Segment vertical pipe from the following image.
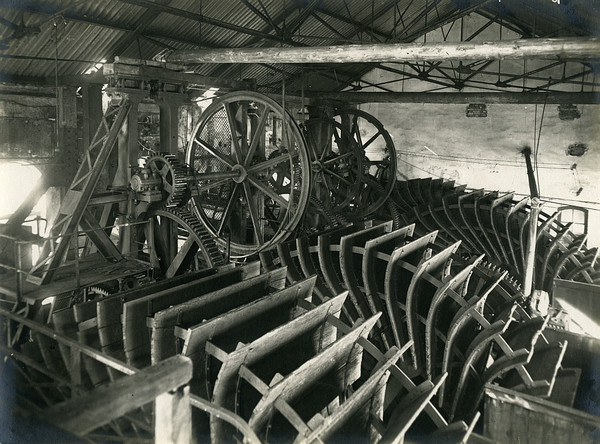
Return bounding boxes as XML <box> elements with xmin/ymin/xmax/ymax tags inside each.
<box><xmin>281</xmin><ymin>75</ymin><xmax>286</xmax><ymax>149</ymax></box>
<box><xmin>75</xmin><ymin>231</ymin><xmax>80</xmax><ymax>292</ymax></box>
<box><xmin>523</xmin><ymin>197</ymin><xmax>540</xmax><ymax>296</ymax></box>
<box><xmin>15</xmin><ymin>241</ymin><xmax>22</xmax><ymax>302</ymax></box>
<box><xmin>521</xmin><ymin>146</ymin><xmax>539</xmax><ymax>297</ymax></box>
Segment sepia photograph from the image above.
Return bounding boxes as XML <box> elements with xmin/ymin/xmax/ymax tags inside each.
<box><xmin>0</xmin><ymin>0</ymin><xmax>598</xmax><ymax>442</ymax></box>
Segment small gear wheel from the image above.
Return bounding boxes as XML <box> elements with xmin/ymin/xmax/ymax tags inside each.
<box><xmin>86</xmin><ymin>285</ymin><xmax>111</xmax><ymax>300</ymax></box>
<box><xmin>145</xmin><ymin>154</ymin><xmax>194</xmax><ymax>207</ymax></box>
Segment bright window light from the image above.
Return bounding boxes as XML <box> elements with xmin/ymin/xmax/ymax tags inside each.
<box><xmin>0</xmin><ymin>162</ymin><xmax>42</xmax><ymax>219</ymax></box>
<box><xmin>85</xmin><ymin>59</ymin><xmax>107</xmax><ymax>75</ymax></box>
<box><xmin>558</xmin><ymin>299</ymin><xmax>600</xmax><ymax>340</ymax></box>
<box><xmin>202</xmin><ymin>87</ymin><xmax>219</xmax><ymax>99</ymax></box>
<box><xmin>0</xmin><ymin>162</ymin><xmax>46</xmax><ymax>264</ymax></box>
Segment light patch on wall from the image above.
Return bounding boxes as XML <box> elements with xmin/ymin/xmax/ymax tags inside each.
<box><xmin>84</xmin><ymin>59</ymin><xmax>106</xmax><ymax>75</ymax></box>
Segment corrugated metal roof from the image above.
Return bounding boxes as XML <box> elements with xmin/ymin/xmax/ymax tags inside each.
<box><xmin>0</xmin><ymin>0</ymin><xmax>597</xmax><ymax>92</ymax></box>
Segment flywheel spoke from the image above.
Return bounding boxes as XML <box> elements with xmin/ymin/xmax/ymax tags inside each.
<box><xmin>137</xmin><ymin>208</ymin><xmax>224</xmax><ymax>278</ymax></box>
<box><xmin>194</xmin><ymin>138</ymin><xmax>236</xmax><ymax>168</ymax></box>
<box><xmin>197</xmin><ymin>176</ymin><xmax>237</xmax><ymax>193</ymax></box>
<box><xmin>225</xmin><ymin>102</ymin><xmax>243</xmax><ymax>164</ymax></box>
<box><xmin>217</xmin><ymin>183</ymin><xmax>240</xmax><ymax>236</ymax></box>
<box><xmin>164</xmin><ymin>236</ymin><xmax>196</xmax><ymax>278</ymax></box>
<box><xmin>244</xmin><ymin>104</ymin><xmax>269</xmax><ymax>166</ymax></box>
<box><xmin>247</xmin><ymin>152</ymin><xmax>297</xmax><ymax>174</ymax></box>
<box><xmin>248</xmin><ymin>177</ymin><xmax>289</xmax><ymax>208</ymax></box>
<box><xmin>243</xmin><ymin>181</ymin><xmax>265</xmax><ymax>245</ymax></box>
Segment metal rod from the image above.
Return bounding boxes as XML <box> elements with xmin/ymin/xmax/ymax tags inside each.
<box><xmin>14</xmin><ymin>241</ymin><xmax>22</xmax><ymax>302</ymax></box>
<box><xmin>195</xmin><ymin>171</ymin><xmax>241</xmax><ymax>180</ymax></box>
<box><xmin>0</xmin><ymin>306</ymin><xmax>137</xmax><ymax>375</ymax></box>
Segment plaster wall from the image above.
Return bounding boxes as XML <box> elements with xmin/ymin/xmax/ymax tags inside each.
<box><xmin>361</xmin><ymin>99</ymin><xmax>600</xmax><ymax>245</ymax></box>
<box><xmin>0</xmin><ymin>95</ymin><xmax>55</xmax><ymax>159</ymax></box>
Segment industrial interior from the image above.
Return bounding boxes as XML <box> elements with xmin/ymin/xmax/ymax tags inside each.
<box><xmin>0</xmin><ymin>0</ymin><xmax>599</xmax><ymax>442</ymax></box>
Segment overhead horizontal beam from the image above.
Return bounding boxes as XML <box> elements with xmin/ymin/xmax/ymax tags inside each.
<box><xmin>167</xmin><ymin>37</ymin><xmax>600</xmax><ymax>64</ymax></box>
<box><xmin>104</xmin><ymin>59</ymin><xmax>252</xmax><ymax>90</ymax></box>
<box><xmin>0</xmin><ymin>61</ymin><xmax>250</xmax><ymax>90</ymax></box>
<box><xmin>299</xmin><ymin>91</ymin><xmax>600</xmax><ymax>104</ymax></box>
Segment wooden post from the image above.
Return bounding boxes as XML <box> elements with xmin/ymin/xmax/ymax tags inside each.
<box><xmin>157</xmin><ymin>93</ymin><xmax>188</xmax><ymax>155</ymax></box>
<box><xmin>41</xmin><ymin>355</ymin><xmax>193</xmax><ymax>437</ymax></box>
<box><xmin>155</xmin><ymin>386</ymin><xmax>192</xmax><ymax>444</ymax></box>
<box><xmin>82</xmin><ymin>84</ymin><xmax>103</xmax><ymax>150</ymax></box>
<box><xmin>167</xmin><ymin>37</ymin><xmax>600</xmax><ymax>64</ymax></box>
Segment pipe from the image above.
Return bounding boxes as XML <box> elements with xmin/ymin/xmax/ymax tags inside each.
<box><xmin>521</xmin><ymin>146</ymin><xmax>539</xmax><ymax>297</ymax></box>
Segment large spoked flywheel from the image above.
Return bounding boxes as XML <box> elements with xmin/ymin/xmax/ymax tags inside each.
<box><xmin>186</xmin><ymin>91</ymin><xmax>311</xmax><ymax>257</ymax></box>
<box><xmin>333</xmin><ymin>108</ymin><xmax>397</xmax><ymax>217</ymax></box>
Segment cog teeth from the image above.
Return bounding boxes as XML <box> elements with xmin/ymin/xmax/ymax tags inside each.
<box><xmin>146</xmin><ymin>154</ymin><xmax>195</xmax><ymax>208</ymax></box>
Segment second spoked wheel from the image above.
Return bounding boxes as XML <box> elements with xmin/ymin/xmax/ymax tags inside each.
<box><xmin>186</xmin><ymin>91</ymin><xmax>311</xmax><ymax>257</ymax></box>
<box><xmin>301</xmin><ymin>118</ymin><xmax>362</xmax><ymax>228</ymax></box>
<box><xmin>334</xmin><ymin>108</ymin><xmax>396</xmax><ymax>217</ymax></box>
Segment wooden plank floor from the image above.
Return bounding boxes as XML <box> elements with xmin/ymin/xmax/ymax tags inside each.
<box><xmin>0</xmin><ymin>253</ymin><xmax>151</xmax><ymax>303</ymax></box>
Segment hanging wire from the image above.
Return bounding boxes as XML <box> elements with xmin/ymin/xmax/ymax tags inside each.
<box><xmin>533</xmin><ymin>81</ymin><xmax>550</xmax><ymax>196</ymax></box>
<box><xmin>371</xmin><ymin>0</ymin><xmax>375</xmax><ymax>42</ymax></box>
<box><xmin>281</xmin><ymin>0</ymin><xmax>286</xmax><ymax>149</ymax></box>
<box><xmin>393</xmin><ymin>3</ymin><xmax>396</xmax><ymax>40</ymax></box>
<box><xmin>53</xmin><ymin>18</ymin><xmax>60</xmax><ymax>159</ymax></box>
<box><xmin>497</xmin><ymin>17</ymin><xmax>503</xmax><ymax>85</ymax></box>
<box><xmin>198</xmin><ymin>0</ymin><xmax>202</xmax><ymax>43</ymax></box>
<box><xmin>300</xmin><ymin>65</ymin><xmax>305</xmax><ymax>123</ymax></box>
<box><xmin>423</xmin><ymin>0</ymin><xmax>428</xmax><ymax>72</ymax></box>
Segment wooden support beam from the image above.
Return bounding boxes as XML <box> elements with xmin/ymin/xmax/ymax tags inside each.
<box><xmin>167</xmin><ymin>37</ymin><xmax>600</xmax><ymax>64</ymax></box>
<box><xmin>105</xmin><ymin>59</ymin><xmax>253</xmax><ymax>91</ymax></box>
<box><xmin>484</xmin><ymin>384</ymin><xmax>600</xmax><ymax>442</ymax></box>
<box><xmin>41</xmin><ymin>355</ymin><xmax>192</xmax><ymax>436</ymax></box>
<box><xmin>27</xmin><ymin>101</ymin><xmax>131</xmax><ymax>285</ymax></box>
<box><xmin>78</xmin><ymin>209</ymin><xmax>123</xmax><ymax>261</ymax></box>
<box><xmin>279</xmin><ymin>91</ymin><xmax>600</xmax><ymax>104</ymax></box>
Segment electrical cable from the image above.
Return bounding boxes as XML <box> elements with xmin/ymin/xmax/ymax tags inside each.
<box><xmin>534</xmin><ymin>83</ymin><xmax>550</xmax><ymax>196</ymax></box>
<box><xmin>397</xmin><ymin>151</ymin><xmax>570</xmax><ymax>169</ymax></box>
<box><xmin>53</xmin><ymin>18</ymin><xmax>60</xmax><ymax>159</ymax></box>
